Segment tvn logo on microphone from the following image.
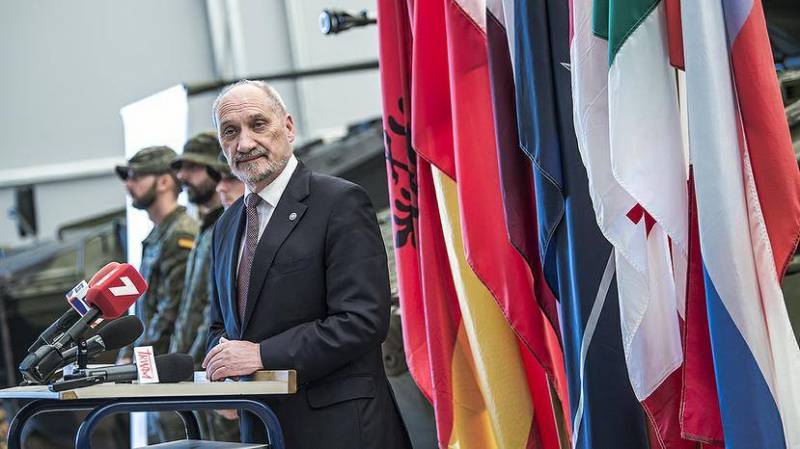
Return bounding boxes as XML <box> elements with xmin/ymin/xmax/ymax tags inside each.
<box><xmin>133</xmin><ymin>346</ymin><xmax>160</xmax><ymax>384</ymax></box>
<box><xmin>66</xmin><ymin>280</ymin><xmax>90</xmax><ymax>315</ymax></box>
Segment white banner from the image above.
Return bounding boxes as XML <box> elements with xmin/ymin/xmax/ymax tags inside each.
<box><xmin>119</xmin><ymin>84</ymin><xmax>188</xmax><ymax>447</ymax></box>
<box><xmin>120</xmin><ymin>84</ymin><xmax>188</xmax><ymax>270</ymax></box>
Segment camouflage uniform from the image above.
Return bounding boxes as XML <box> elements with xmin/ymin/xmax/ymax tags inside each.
<box><xmin>169</xmin><ymin>132</ymin><xmax>229</xmax><ymax>366</ymax></box>
<box><xmin>116</xmin><ymin>147</ymin><xmax>199</xmax><ymax>358</ymax></box>
<box><xmin>169</xmin><ymin>207</ymin><xmax>223</xmax><ymax>363</ymax></box>
<box><xmin>115</xmin><ymin>147</ymin><xmax>199</xmax><ymax>443</ymax></box>
<box><xmin>169</xmin><ymin>134</ymin><xmax>240</xmax><ymax>442</ymax></box>
<box><xmin>125</xmin><ymin>206</ymin><xmax>197</xmax><ymax>357</ymax></box>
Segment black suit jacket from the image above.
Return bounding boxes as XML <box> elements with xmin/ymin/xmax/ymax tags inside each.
<box><xmin>208</xmin><ymin>162</ymin><xmax>410</xmax><ymax>449</ymax></box>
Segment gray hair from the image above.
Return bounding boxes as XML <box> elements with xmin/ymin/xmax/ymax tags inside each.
<box><xmin>211</xmin><ymin>79</ymin><xmax>288</xmax><ymax>127</ymax></box>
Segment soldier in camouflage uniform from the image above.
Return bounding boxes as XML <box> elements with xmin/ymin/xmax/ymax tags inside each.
<box><xmin>170</xmin><ymin>133</ymin><xmax>226</xmax><ymax>366</ymax></box>
<box><xmin>115</xmin><ymin>146</ymin><xmax>199</xmax><ymax>443</ymax></box>
<box><xmin>169</xmin><ymin>133</ymin><xmax>240</xmax><ymax>441</ymax></box>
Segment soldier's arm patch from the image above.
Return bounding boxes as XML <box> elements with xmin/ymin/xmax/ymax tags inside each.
<box><xmin>177</xmin><ymin>237</ymin><xmax>195</xmax><ymax>250</ymax></box>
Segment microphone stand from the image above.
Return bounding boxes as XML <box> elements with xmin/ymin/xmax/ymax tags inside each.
<box><xmin>75</xmin><ymin>339</ymin><xmax>89</xmax><ymax>371</ymax></box>
<box><xmin>49</xmin><ymin>374</ymin><xmax>104</xmax><ymax>392</ymax></box>
<box><xmin>61</xmin><ymin>337</ymin><xmax>93</xmax><ymax>382</ymax></box>
<box><xmin>51</xmin><ymin>339</ymin><xmax>101</xmax><ymax>392</ymax></box>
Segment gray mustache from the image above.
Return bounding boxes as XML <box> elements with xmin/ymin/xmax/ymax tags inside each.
<box><xmin>235</xmin><ymin>149</ymin><xmax>269</xmax><ymax>163</ymax></box>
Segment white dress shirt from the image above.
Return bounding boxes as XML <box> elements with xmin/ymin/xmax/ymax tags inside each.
<box><xmin>237</xmin><ymin>155</ymin><xmax>298</xmax><ymax>268</ymax></box>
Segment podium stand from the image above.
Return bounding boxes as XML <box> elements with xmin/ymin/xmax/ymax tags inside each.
<box><xmin>0</xmin><ymin>370</ymin><xmax>296</xmax><ymax>449</ymax></box>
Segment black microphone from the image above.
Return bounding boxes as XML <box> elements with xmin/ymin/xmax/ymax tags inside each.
<box><xmin>51</xmin><ymin>353</ymin><xmax>194</xmax><ymax>391</ymax></box>
<box><xmin>19</xmin><ymin>263</ymin><xmax>148</xmax><ymax>384</ymax></box>
<box><xmin>27</xmin><ymin>276</ymin><xmax>97</xmax><ymax>354</ymax></box>
<box><xmin>60</xmin><ymin>315</ymin><xmax>143</xmax><ymax>365</ymax></box>
<box><xmin>100</xmin><ymin>353</ymin><xmax>193</xmax><ymax>383</ymax></box>
<box><xmin>28</xmin><ymin>316</ymin><xmax>142</xmax><ymax>385</ymax></box>
<box><xmin>27</xmin><ymin>308</ymin><xmax>81</xmax><ymax>353</ymax></box>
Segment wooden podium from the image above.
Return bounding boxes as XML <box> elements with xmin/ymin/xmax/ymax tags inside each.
<box><xmin>0</xmin><ymin>370</ymin><xmax>296</xmax><ymax>449</ymax></box>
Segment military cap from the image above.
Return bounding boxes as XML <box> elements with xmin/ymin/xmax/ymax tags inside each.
<box><xmin>171</xmin><ymin>132</ymin><xmax>227</xmax><ymax>173</ymax></box>
<box><xmin>115</xmin><ymin>145</ymin><xmax>178</xmax><ymax>181</ymax></box>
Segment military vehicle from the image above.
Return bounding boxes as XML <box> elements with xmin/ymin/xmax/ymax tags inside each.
<box><xmin>0</xmin><ymin>212</ymin><xmax>127</xmax><ymax>448</ymax></box>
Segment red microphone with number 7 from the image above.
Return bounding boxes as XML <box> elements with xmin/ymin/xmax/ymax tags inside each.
<box><xmin>85</xmin><ymin>263</ymin><xmax>147</xmax><ymax>319</ymax></box>
<box><xmin>26</xmin><ymin>262</ymin><xmax>124</xmax><ymax>355</ymax></box>
<box><xmin>19</xmin><ymin>263</ymin><xmax>147</xmax><ymax>384</ymax></box>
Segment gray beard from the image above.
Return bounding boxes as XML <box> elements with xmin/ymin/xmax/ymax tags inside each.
<box><xmin>237</xmin><ymin>153</ymin><xmax>290</xmax><ymax>186</ymax></box>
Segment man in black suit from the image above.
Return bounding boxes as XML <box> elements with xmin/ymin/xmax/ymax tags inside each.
<box><xmin>202</xmin><ymin>80</ymin><xmax>411</xmax><ymax>449</ymax></box>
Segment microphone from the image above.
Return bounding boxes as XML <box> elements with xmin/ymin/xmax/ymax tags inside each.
<box><xmin>86</xmin><ymin>263</ymin><xmax>146</xmax><ymax>317</ymax></box>
<box><xmin>19</xmin><ymin>263</ymin><xmax>147</xmax><ymax>384</ymax></box>
<box><xmin>50</xmin><ymin>353</ymin><xmax>194</xmax><ymax>391</ymax></box>
<box><xmin>60</xmin><ymin>315</ymin><xmax>143</xmax><ymax>365</ymax></box>
<box><xmin>57</xmin><ymin>262</ymin><xmax>147</xmax><ymax>348</ymax></box>
<box><xmin>99</xmin><ymin>353</ymin><xmax>193</xmax><ymax>383</ymax></box>
<box><xmin>319</xmin><ymin>9</ymin><xmax>376</xmax><ymax>35</ymax></box>
<box><xmin>27</xmin><ymin>308</ymin><xmax>81</xmax><ymax>354</ymax></box>
<box><xmin>27</xmin><ymin>262</ymin><xmax>123</xmax><ymax>354</ymax></box>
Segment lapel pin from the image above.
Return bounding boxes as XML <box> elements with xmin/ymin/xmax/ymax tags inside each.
<box><xmin>289</xmin><ymin>212</ymin><xmax>298</xmax><ymax>221</ymax></box>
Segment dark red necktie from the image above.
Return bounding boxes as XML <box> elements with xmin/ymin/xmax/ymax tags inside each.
<box><xmin>237</xmin><ymin>193</ymin><xmax>261</xmax><ymax>322</ymax></box>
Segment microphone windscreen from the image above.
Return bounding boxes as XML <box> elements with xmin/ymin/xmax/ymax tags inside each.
<box><xmin>154</xmin><ymin>353</ymin><xmax>194</xmax><ymax>383</ymax></box>
<box><xmin>86</xmin><ymin>263</ymin><xmax>148</xmax><ymax>319</ymax></box>
<box><xmin>96</xmin><ymin>315</ymin><xmax>143</xmax><ymax>350</ymax></box>
<box><xmin>88</xmin><ymin>262</ymin><xmax>120</xmax><ymax>286</ymax></box>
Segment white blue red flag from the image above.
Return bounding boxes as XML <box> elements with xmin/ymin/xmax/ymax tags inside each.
<box><xmin>682</xmin><ymin>0</ymin><xmax>800</xmax><ymax>448</ymax></box>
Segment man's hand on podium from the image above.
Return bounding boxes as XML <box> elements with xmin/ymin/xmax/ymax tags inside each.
<box><xmin>202</xmin><ymin>337</ymin><xmax>263</xmax><ymax>381</ymax></box>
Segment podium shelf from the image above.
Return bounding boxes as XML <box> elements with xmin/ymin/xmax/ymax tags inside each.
<box><xmin>0</xmin><ymin>370</ymin><xmax>296</xmax><ymax>400</ymax></box>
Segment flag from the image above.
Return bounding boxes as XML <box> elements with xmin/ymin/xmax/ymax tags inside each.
<box><xmin>438</xmin><ymin>0</ymin><xmax>571</xmax><ymax>444</ymax></box>
<box><xmin>378</xmin><ymin>2</ymin><xmax>481</xmax><ymax>446</ymax></box>
<box><xmin>508</xmin><ymin>0</ymin><xmax>568</xmax><ymax>296</ymax></box>
<box><xmin>724</xmin><ymin>0</ymin><xmax>800</xmax><ymax>275</ymax></box>
<box><xmin>664</xmin><ymin>3</ymin><xmax>726</xmax><ymax>444</ymax></box>
<box><xmin>486</xmin><ymin>0</ymin><xmax>560</xmax><ymax>344</ymax></box>
<box><xmin>381</xmin><ymin>1</ymin><xmax>542</xmax><ymax>446</ymax></box>
<box><xmin>505</xmin><ymin>0</ymin><xmax>651</xmax><ymax>446</ymax></box>
<box><xmin>419</xmin><ymin>159</ymin><xmax>500</xmax><ymax>448</ymax></box>
<box><xmin>592</xmin><ymin>0</ymin><xmax>691</xmax><ymax>446</ymax></box>
<box><xmin>664</xmin><ymin>0</ymin><xmax>684</xmax><ymax>69</ymax></box>
<box><xmin>443</xmin><ymin>0</ymin><xmax>569</xmax><ymax>403</ymax></box>
<box><xmin>431</xmin><ymin>164</ymin><xmax>547</xmax><ymax>449</ymax></box>
<box><xmin>415</xmin><ymin>0</ymin><xmax>573</xmax><ymax>445</ymax></box>
<box><xmin>681</xmin><ymin>0</ymin><xmax>800</xmax><ymax>448</ymax></box>
<box><xmin>681</xmin><ymin>171</ymin><xmax>724</xmax><ymax>446</ymax></box>
<box><xmin>381</xmin><ymin>0</ymin><xmax>567</xmax><ymax>446</ymax></box>
<box><xmin>377</xmin><ymin>0</ymin><xmax>428</xmax><ymax>399</ymax></box>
